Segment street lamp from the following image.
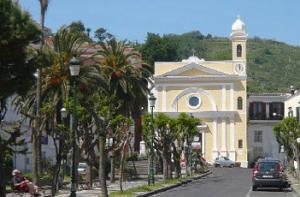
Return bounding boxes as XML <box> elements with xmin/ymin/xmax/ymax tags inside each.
<box><xmin>61</xmin><ymin>108</ymin><xmax>67</xmax><ymax>119</ymax></box>
<box><xmin>149</xmin><ymin>93</ymin><xmax>156</xmax><ymax>185</ymax></box>
<box><xmin>69</xmin><ymin>56</ymin><xmax>80</xmax><ymax>197</ymax></box>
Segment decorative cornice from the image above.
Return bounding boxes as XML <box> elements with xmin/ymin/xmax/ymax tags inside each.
<box><xmin>161</xmin><ymin>111</ymin><xmax>237</xmax><ymax>119</ymax></box>
<box><xmin>158</xmin><ymin>62</ymin><xmax>227</xmax><ymax>77</ymax></box>
<box><xmin>154</xmin><ymin>75</ymin><xmax>247</xmax><ymax>83</ymax></box>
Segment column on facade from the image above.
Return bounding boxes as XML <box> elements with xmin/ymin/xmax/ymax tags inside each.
<box><xmin>221</xmin><ymin>117</ymin><xmax>227</xmax><ymax>157</ymax></box>
<box><xmin>162</xmin><ymin>86</ymin><xmax>166</xmax><ymax>112</ymax></box>
<box><xmin>222</xmin><ymin>85</ymin><xmax>226</xmax><ymax>111</ymax></box>
<box><xmin>230</xmin><ymin>83</ymin><xmax>234</xmax><ymax>110</ymax></box>
<box><xmin>212</xmin><ymin>118</ymin><xmax>218</xmax><ymax>160</ymax></box>
<box><xmin>266</xmin><ymin>102</ymin><xmax>270</xmax><ymax>119</ymax></box>
<box><xmin>229</xmin><ymin>115</ymin><xmax>236</xmax><ymax>161</ymax></box>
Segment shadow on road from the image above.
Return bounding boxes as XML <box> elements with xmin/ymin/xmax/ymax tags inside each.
<box><xmin>255</xmin><ymin>187</ymin><xmax>293</xmax><ymax>193</ymax></box>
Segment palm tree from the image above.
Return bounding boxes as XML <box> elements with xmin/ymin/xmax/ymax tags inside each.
<box><xmin>15</xmin><ymin>26</ymin><xmax>100</xmax><ymax>195</ymax></box>
<box><xmin>97</xmin><ymin>39</ymin><xmax>152</xmax><ymax>186</ymax></box>
<box><xmin>32</xmin><ymin>0</ymin><xmax>50</xmax><ymax>184</ymax></box>
<box><xmin>98</xmin><ymin>38</ymin><xmax>152</xmax><ymax>116</ymax></box>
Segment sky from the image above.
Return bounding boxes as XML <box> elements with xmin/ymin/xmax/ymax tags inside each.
<box><xmin>19</xmin><ymin>0</ymin><xmax>300</xmax><ymax>46</ymax></box>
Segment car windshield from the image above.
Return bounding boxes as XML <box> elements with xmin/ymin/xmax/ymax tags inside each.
<box><xmin>78</xmin><ymin>163</ymin><xmax>87</xmax><ymax>168</ymax></box>
<box><xmin>258</xmin><ymin>162</ymin><xmax>278</xmax><ymax>172</ymax></box>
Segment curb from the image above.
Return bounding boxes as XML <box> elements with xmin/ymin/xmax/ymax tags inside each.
<box><xmin>136</xmin><ymin>170</ymin><xmax>212</xmax><ymax>197</ymax></box>
<box><xmin>290</xmin><ymin>183</ymin><xmax>300</xmax><ymax>196</ymax></box>
<box><xmin>287</xmin><ymin>173</ymin><xmax>300</xmax><ymax>197</ymax></box>
<box><xmin>291</xmin><ymin>184</ymin><xmax>300</xmax><ymax>197</ymax></box>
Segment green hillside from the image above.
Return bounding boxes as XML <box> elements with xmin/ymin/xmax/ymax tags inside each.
<box><xmin>140</xmin><ymin>31</ymin><xmax>300</xmax><ymax>93</ymax></box>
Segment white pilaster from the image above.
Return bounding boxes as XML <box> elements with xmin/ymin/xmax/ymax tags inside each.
<box><xmin>229</xmin><ymin>116</ymin><xmax>236</xmax><ymax>161</ymax></box>
<box><xmin>162</xmin><ymin>86</ymin><xmax>166</xmax><ymax>112</ymax></box>
<box><xmin>230</xmin><ymin>83</ymin><xmax>234</xmax><ymax>110</ymax></box>
<box><xmin>221</xmin><ymin>118</ymin><xmax>227</xmax><ymax>157</ymax></box>
<box><xmin>266</xmin><ymin>102</ymin><xmax>270</xmax><ymax>119</ymax></box>
<box><xmin>153</xmin><ymin>88</ymin><xmax>158</xmax><ymax>112</ymax></box>
<box><xmin>222</xmin><ymin>85</ymin><xmax>226</xmax><ymax>111</ymax></box>
<box><xmin>212</xmin><ymin>118</ymin><xmax>218</xmax><ymax>160</ymax></box>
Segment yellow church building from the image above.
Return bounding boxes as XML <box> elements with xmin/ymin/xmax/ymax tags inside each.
<box><xmin>151</xmin><ymin>17</ymin><xmax>248</xmax><ymax>168</ymax></box>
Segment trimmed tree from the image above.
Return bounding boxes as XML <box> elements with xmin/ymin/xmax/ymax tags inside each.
<box><xmin>0</xmin><ymin>1</ymin><xmax>39</xmax><ymax>195</ymax></box>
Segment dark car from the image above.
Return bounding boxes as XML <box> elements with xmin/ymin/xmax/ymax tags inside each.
<box><xmin>252</xmin><ymin>159</ymin><xmax>288</xmax><ymax>191</ymax></box>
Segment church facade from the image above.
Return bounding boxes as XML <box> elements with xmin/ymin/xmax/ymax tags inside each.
<box><xmin>151</xmin><ymin>17</ymin><xmax>248</xmax><ymax>167</ymax></box>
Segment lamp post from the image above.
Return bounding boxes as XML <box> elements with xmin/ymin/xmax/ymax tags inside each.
<box><xmin>149</xmin><ymin>93</ymin><xmax>156</xmax><ymax>185</ymax></box>
<box><xmin>60</xmin><ymin>107</ymin><xmax>67</xmax><ymax>187</ymax></box>
<box><xmin>69</xmin><ymin>56</ymin><xmax>80</xmax><ymax>197</ymax></box>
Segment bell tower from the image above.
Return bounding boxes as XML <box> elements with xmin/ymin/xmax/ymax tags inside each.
<box><xmin>231</xmin><ymin>16</ymin><xmax>247</xmax><ymax>61</ymax></box>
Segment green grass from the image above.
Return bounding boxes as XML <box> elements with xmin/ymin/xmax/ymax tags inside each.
<box><xmin>109</xmin><ymin>177</ymin><xmax>189</xmax><ymax>197</ymax></box>
<box><xmin>64</xmin><ymin>175</ymin><xmax>71</xmax><ymax>182</ymax></box>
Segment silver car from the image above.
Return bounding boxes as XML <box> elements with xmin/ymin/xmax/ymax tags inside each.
<box><xmin>214</xmin><ymin>156</ymin><xmax>235</xmax><ymax>168</ymax></box>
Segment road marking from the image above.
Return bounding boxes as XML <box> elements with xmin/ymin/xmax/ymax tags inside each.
<box><xmin>245</xmin><ymin>187</ymin><xmax>252</xmax><ymax>197</ymax></box>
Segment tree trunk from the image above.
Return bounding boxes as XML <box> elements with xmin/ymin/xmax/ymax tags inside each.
<box><xmin>51</xmin><ymin>157</ymin><xmax>61</xmax><ymax>196</ymax></box>
<box><xmin>32</xmin><ymin>126</ymin><xmax>39</xmax><ymax>185</ymax></box>
<box><xmin>110</xmin><ymin>153</ymin><xmax>115</xmax><ymax>183</ymax></box>
<box><xmin>172</xmin><ymin>144</ymin><xmax>181</xmax><ymax>178</ymax></box>
<box><xmin>119</xmin><ymin>142</ymin><xmax>127</xmax><ymax>192</ymax></box>
<box><xmin>0</xmin><ymin>151</ymin><xmax>6</xmax><ymax>197</ymax></box>
<box><xmin>162</xmin><ymin>153</ymin><xmax>168</xmax><ymax>180</ymax></box>
<box><xmin>167</xmin><ymin>157</ymin><xmax>172</xmax><ymax>179</ymax></box>
<box><xmin>295</xmin><ymin>147</ymin><xmax>300</xmax><ymax>178</ymax></box>
<box><xmin>86</xmin><ymin>160</ymin><xmax>93</xmax><ymax>189</ymax></box>
<box><xmin>51</xmin><ymin>138</ymin><xmax>64</xmax><ymax>197</ymax></box>
<box><xmin>99</xmin><ymin>135</ymin><xmax>108</xmax><ymax>197</ymax></box>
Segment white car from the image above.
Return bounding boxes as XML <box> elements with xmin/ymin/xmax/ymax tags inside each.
<box><xmin>214</xmin><ymin>156</ymin><xmax>235</xmax><ymax>168</ymax></box>
<box><xmin>78</xmin><ymin>162</ymin><xmax>87</xmax><ymax>174</ymax></box>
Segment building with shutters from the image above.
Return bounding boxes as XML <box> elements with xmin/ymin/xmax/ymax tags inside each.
<box><xmin>247</xmin><ymin>93</ymin><xmax>286</xmax><ymax>166</ymax></box>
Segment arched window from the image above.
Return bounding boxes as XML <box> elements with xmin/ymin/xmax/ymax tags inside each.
<box><xmin>237</xmin><ymin>97</ymin><xmax>243</xmax><ymax>110</ymax></box>
<box><xmin>237</xmin><ymin>44</ymin><xmax>242</xmax><ymax>57</ymax></box>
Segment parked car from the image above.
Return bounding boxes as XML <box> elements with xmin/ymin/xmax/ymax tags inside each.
<box><xmin>214</xmin><ymin>156</ymin><xmax>235</xmax><ymax>168</ymax></box>
<box><xmin>78</xmin><ymin>162</ymin><xmax>87</xmax><ymax>175</ymax></box>
<box><xmin>252</xmin><ymin>159</ymin><xmax>288</xmax><ymax>191</ymax></box>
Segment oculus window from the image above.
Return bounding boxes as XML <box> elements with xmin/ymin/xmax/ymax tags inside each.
<box><xmin>187</xmin><ymin>95</ymin><xmax>201</xmax><ymax>109</ymax></box>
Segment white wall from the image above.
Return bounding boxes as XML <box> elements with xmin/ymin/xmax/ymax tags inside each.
<box><xmin>247</xmin><ymin>123</ymin><xmax>280</xmax><ymax>165</ymax></box>
<box><xmin>3</xmin><ymin>96</ymin><xmax>57</xmax><ymax>173</ymax></box>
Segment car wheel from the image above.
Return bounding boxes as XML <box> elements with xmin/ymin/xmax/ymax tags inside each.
<box><xmin>214</xmin><ymin>164</ymin><xmax>220</xmax><ymax>167</ymax></box>
<box><xmin>230</xmin><ymin>164</ymin><xmax>234</xmax><ymax>168</ymax></box>
<box><xmin>279</xmin><ymin>187</ymin><xmax>283</xmax><ymax>192</ymax></box>
<box><xmin>252</xmin><ymin>185</ymin><xmax>257</xmax><ymax>191</ymax></box>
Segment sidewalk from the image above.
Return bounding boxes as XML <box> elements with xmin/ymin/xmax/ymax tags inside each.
<box><xmin>287</xmin><ymin>173</ymin><xmax>300</xmax><ymax>196</ymax></box>
<box><xmin>55</xmin><ymin>179</ymin><xmax>150</xmax><ymax>197</ymax></box>
<box><xmin>5</xmin><ymin>178</ymin><xmax>151</xmax><ymax>197</ymax></box>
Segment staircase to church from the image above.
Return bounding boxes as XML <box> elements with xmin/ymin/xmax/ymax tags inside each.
<box><xmin>125</xmin><ymin>159</ymin><xmax>149</xmax><ymax>179</ymax></box>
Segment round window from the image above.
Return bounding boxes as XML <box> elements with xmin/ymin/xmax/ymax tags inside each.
<box><xmin>187</xmin><ymin>95</ymin><xmax>201</xmax><ymax>109</ymax></box>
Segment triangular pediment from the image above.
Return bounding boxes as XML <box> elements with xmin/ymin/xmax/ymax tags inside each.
<box><xmin>159</xmin><ymin>63</ymin><xmax>227</xmax><ymax>77</ymax></box>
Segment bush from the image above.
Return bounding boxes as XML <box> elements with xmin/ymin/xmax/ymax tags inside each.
<box><xmin>23</xmin><ymin>172</ymin><xmax>33</xmax><ymax>181</ymax></box>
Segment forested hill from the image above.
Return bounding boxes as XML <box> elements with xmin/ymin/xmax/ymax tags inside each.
<box><xmin>140</xmin><ymin>31</ymin><xmax>300</xmax><ymax>93</ymax></box>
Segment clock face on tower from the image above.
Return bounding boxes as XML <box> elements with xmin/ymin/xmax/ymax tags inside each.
<box><xmin>234</xmin><ymin>63</ymin><xmax>245</xmax><ymax>74</ymax></box>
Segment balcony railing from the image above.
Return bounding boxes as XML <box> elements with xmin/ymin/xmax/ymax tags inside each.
<box><xmin>249</xmin><ymin>113</ymin><xmax>283</xmax><ymax>121</ymax></box>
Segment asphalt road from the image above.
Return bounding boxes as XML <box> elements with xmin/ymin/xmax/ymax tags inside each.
<box><xmin>156</xmin><ymin>168</ymin><xmax>297</xmax><ymax>197</ymax></box>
